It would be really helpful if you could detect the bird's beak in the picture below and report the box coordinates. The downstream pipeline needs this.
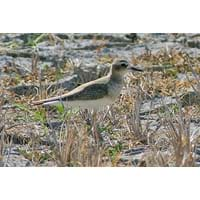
[128,65,143,72]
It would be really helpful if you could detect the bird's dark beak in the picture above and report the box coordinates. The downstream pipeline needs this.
[128,65,143,72]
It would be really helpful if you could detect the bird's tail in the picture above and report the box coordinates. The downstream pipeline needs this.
[32,98,61,106]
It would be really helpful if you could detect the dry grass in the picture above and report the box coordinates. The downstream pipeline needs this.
[143,102,197,167]
[55,120,108,167]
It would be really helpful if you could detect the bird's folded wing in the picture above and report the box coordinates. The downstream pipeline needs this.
[32,83,109,105]
[66,83,108,101]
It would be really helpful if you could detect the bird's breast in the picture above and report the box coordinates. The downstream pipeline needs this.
[108,81,123,99]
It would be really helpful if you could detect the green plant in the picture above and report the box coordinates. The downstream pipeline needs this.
[107,143,122,162]
[14,103,31,113]
[25,33,46,47]
[33,109,47,123]
[165,68,178,78]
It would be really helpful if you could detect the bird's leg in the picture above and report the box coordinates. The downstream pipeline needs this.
[80,109,92,126]
[100,105,111,122]
[80,109,101,144]
[91,109,100,145]
[80,109,97,144]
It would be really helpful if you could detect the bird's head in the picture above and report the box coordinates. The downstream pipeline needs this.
[111,59,143,77]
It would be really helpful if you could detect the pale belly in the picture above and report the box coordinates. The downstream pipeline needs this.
[64,97,115,110]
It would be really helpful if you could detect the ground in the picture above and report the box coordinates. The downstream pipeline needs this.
[1,33,200,166]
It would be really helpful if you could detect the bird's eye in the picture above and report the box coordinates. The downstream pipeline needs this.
[121,63,128,67]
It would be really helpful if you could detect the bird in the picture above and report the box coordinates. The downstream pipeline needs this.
[32,59,143,109]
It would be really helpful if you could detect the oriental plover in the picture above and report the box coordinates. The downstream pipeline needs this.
[32,59,143,109]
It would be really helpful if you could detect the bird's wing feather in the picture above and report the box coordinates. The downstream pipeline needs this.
[64,83,108,101]
[32,75,109,105]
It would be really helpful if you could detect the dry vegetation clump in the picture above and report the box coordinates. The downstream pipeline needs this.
[141,104,197,167]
